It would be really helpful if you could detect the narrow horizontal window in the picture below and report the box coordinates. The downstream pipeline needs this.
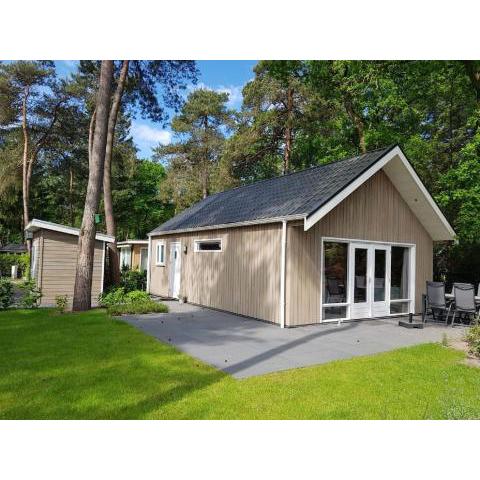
[323,306,348,320]
[194,239,222,252]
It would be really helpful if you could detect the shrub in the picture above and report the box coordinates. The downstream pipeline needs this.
[121,268,147,292]
[18,280,42,308]
[125,290,150,303]
[465,323,480,358]
[0,253,29,278]
[55,295,69,314]
[99,288,150,307]
[99,287,126,307]
[108,300,168,316]
[0,278,14,309]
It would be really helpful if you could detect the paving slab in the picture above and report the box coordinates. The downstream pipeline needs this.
[122,301,466,378]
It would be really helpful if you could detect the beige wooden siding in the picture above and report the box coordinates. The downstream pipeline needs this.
[38,230,104,308]
[150,224,282,323]
[286,170,433,326]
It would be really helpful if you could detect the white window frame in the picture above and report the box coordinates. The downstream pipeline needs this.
[156,242,166,266]
[139,247,149,272]
[119,245,132,269]
[320,237,416,323]
[194,239,223,253]
[30,241,38,279]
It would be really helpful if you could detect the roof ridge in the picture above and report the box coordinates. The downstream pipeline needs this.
[212,145,396,197]
[150,145,398,234]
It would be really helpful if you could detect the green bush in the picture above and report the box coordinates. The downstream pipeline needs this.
[55,295,69,314]
[0,253,29,278]
[0,278,14,309]
[99,288,150,307]
[465,323,480,358]
[125,290,150,303]
[121,268,147,292]
[18,280,42,308]
[99,286,166,316]
[107,300,168,316]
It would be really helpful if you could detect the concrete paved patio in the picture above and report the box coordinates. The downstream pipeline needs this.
[122,301,466,378]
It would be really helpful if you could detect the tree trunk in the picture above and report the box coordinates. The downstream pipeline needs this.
[343,92,366,154]
[283,86,293,175]
[88,108,97,165]
[69,164,74,225]
[21,86,30,245]
[202,115,209,198]
[463,60,480,102]
[202,167,208,199]
[104,60,129,285]
[73,61,113,311]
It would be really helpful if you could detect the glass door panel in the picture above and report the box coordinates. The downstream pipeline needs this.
[372,247,389,317]
[390,246,410,314]
[374,249,386,301]
[354,248,367,303]
[350,244,371,319]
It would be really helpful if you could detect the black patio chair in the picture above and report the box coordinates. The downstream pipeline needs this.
[449,282,472,294]
[451,284,479,327]
[326,277,344,303]
[425,281,452,324]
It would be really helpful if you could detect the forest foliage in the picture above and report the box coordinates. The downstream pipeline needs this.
[1,60,479,283]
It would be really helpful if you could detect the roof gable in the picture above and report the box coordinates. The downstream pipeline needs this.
[150,145,455,241]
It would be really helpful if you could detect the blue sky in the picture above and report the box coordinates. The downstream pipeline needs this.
[55,60,258,158]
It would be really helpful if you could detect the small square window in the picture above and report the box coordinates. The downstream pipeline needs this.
[194,239,222,252]
[156,243,165,265]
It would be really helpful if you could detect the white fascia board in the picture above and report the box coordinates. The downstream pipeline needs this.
[304,147,402,231]
[304,146,455,241]
[25,219,115,243]
[383,152,455,240]
[148,215,305,237]
[117,240,148,245]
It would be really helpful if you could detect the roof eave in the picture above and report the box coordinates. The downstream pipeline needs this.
[148,215,305,236]
[25,219,115,243]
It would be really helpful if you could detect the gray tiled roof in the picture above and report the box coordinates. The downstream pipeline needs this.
[151,145,395,234]
[0,243,27,253]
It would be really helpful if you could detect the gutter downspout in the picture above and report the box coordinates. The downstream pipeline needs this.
[280,220,287,328]
[100,241,106,294]
[146,235,152,293]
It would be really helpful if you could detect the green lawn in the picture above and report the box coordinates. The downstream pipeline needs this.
[1,308,479,419]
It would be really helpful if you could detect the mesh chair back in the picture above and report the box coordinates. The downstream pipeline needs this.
[426,281,446,308]
[327,278,340,295]
[450,282,472,294]
[453,284,476,312]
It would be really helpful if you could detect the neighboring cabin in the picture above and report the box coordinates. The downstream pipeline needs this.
[25,219,114,308]
[0,244,27,254]
[117,240,149,272]
[147,145,455,327]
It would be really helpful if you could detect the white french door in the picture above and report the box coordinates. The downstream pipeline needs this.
[322,238,414,322]
[169,242,181,298]
[349,242,390,319]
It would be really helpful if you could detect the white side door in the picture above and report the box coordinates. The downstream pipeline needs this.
[169,242,181,298]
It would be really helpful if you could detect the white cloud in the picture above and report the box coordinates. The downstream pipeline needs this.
[131,122,172,145]
[217,85,243,108]
[186,82,244,108]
